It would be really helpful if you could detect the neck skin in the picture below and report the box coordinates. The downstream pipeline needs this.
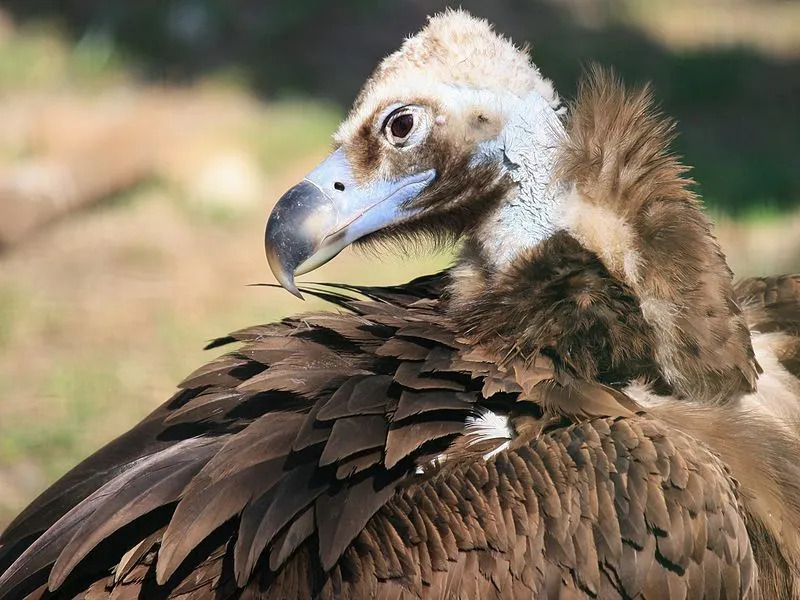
[472,91,567,270]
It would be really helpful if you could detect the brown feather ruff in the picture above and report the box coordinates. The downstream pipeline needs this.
[555,67,760,403]
[449,230,665,389]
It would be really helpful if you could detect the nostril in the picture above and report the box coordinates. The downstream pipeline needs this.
[334,182,345,192]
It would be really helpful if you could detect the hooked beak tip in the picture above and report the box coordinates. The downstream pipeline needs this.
[265,179,326,298]
[286,284,305,301]
[265,243,305,300]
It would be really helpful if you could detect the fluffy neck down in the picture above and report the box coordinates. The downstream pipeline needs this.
[450,68,760,402]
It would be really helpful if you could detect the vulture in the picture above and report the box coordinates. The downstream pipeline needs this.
[2,9,800,600]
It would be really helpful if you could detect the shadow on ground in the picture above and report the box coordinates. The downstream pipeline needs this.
[3,0,799,213]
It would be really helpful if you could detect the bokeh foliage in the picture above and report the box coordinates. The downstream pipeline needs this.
[2,0,798,214]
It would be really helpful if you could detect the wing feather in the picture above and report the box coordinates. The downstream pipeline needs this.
[51,447,212,589]
[0,438,219,595]
[156,413,304,582]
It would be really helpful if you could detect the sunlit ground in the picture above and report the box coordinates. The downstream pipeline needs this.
[0,8,798,528]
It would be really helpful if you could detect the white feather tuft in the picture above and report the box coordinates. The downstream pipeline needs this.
[415,409,515,473]
[465,409,514,460]
[465,409,513,442]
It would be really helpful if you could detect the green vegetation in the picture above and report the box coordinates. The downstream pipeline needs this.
[0,21,125,91]
[246,101,342,176]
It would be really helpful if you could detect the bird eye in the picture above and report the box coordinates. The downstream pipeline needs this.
[390,114,414,139]
[383,109,416,146]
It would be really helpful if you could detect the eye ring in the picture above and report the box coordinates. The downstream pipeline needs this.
[382,106,423,147]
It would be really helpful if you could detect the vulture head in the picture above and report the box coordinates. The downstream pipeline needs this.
[266,10,565,296]
[266,10,760,403]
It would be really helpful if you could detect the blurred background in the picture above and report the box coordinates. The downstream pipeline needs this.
[0,0,798,529]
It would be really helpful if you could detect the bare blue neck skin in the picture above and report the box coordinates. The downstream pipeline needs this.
[471,90,566,269]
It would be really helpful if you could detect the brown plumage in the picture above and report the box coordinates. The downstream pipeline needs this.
[2,10,800,600]
[556,70,760,403]
[0,278,764,599]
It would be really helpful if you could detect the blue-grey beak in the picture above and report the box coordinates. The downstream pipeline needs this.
[265,147,436,297]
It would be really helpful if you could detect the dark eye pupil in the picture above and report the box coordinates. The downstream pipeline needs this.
[390,113,414,139]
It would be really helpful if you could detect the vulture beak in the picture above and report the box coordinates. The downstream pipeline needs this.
[265,147,436,297]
